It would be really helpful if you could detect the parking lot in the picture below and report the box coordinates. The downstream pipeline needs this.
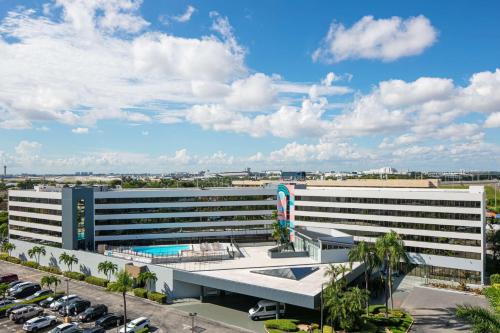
[0,262,253,333]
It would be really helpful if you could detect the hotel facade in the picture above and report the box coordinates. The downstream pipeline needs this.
[8,182,487,284]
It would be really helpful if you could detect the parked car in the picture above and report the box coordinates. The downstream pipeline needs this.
[0,273,19,284]
[82,327,105,333]
[59,300,90,316]
[6,303,35,317]
[8,280,25,289]
[248,300,285,320]
[40,294,64,308]
[49,295,80,311]
[10,305,44,323]
[22,315,58,332]
[119,317,150,333]
[25,289,53,302]
[95,313,124,329]
[49,323,80,333]
[9,281,32,294]
[78,304,107,322]
[12,283,42,299]
[0,298,14,307]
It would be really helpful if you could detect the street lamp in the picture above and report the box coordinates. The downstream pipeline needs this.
[189,312,197,333]
[320,283,324,332]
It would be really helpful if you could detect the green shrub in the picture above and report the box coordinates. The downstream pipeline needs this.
[147,291,166,304]
[63,271,86,281]
[264,319,299,332]
[39,265,62,275]
[268,330,282,333]
[0,253,9,260]
[312,325,334,333]
[134,288,148,298]
[136,328,149,333]
[4,256,21,264]
[490,274,500,285]
[483,286,500,313]
[85,276,108,287]
[21,261,40,269]
[106,282,117,291]
[368,304,386,314]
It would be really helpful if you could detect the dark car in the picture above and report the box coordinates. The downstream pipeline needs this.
[95,313,124,329]
[0,273,18,284]
[59,300,91,316]
[8,280,24,288]
[78,304,107,322]
[12,284,41,299]
[82,327,106,333]
[25,289,53,301]
[39,294,64,308]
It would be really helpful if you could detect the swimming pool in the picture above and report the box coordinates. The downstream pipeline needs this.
[131,244,191,256]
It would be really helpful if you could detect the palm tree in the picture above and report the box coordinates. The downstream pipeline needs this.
[137,271,158,291]
[0,223,8,240]
[341,287,369,331]
[59,252,78,272]
[108,270,134,333]
[324,263,350,284]
[0,283,8,299]
[98,261,118,282]
[1,242,15,256]
[40,275,61,294]
[375,231,407,317]
[348,241,378,315]
[27,245,46,264]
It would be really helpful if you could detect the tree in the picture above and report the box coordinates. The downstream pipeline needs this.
[1,242,15,256]
[0,283,8,299]
[27,245,46,264]
[108,270,134,333]
[41,275,61,294]
[98,261,118,282]
[137,271,158,291]
[375,230,408,317]
[0,222,7,240]
[59,252,78,272]
[348,241,379,315]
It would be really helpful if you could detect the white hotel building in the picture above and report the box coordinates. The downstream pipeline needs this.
[280,184,486,284]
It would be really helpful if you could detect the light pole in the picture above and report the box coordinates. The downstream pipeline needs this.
[65,278,69,295]
[189,312,197,333]
[320,283,324,332]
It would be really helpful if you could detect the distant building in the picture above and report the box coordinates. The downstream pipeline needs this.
[281,171,306,181]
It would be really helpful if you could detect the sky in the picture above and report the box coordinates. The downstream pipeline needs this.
[0,0,500,174]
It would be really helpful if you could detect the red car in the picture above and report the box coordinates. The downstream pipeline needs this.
[0,274,18,284]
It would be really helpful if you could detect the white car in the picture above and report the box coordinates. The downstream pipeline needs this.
[119,317,150,333]
[9,281,32,294]
[22,315,57,332]
[49,295,79,311]
[48,322,79,333]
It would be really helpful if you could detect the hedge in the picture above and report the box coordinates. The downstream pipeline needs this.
[491,274,500,285]
[106,282,117,291]
[134,288,148,298]
[147,291,166,304]
[0,253,9,260]
[39,265,62,275]
[21,261,40,269]
[264,319,299,332]
[63,271,86,281]
[85,276,108,287]
[4,256,21,264]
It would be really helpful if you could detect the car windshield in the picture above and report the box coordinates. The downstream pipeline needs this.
[251,305,260,312]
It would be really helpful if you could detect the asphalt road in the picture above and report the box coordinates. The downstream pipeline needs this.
[0,261,255,333]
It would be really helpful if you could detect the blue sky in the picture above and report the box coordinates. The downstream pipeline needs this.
[0,0,499,173]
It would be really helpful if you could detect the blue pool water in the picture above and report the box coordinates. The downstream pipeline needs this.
[132,245,191,256]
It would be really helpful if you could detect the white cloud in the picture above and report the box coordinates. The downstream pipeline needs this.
[160,149,192,165]
[172,5,196,23]
[15,140,42,156]
[72,127,89,134]
[224,73,276,110]
[485,112,500,128]
[313,15,437,62]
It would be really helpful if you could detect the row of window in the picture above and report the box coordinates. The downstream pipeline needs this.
[9,206,62,216]
[295,206,481,221]
[400,263,481,284]
[95,205,276,215]
[295,215,482,233]
[9,196,62,205]
[95,224,271,236]
[405,246,481,260]
[9,214,61,227]
[295,196,481,208]
[9,234,62,248]
[95,215,273,226]
[9,225,62,238]
[95,195,276,205]
[344,229,481,247]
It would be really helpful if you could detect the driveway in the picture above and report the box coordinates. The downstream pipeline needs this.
[0,261,253,333]
[401,286,490,333]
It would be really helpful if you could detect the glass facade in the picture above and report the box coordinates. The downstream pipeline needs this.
[401,263,481,284]
[296,196,481,208]
[95,205,275,215]
[95,195,276,204]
